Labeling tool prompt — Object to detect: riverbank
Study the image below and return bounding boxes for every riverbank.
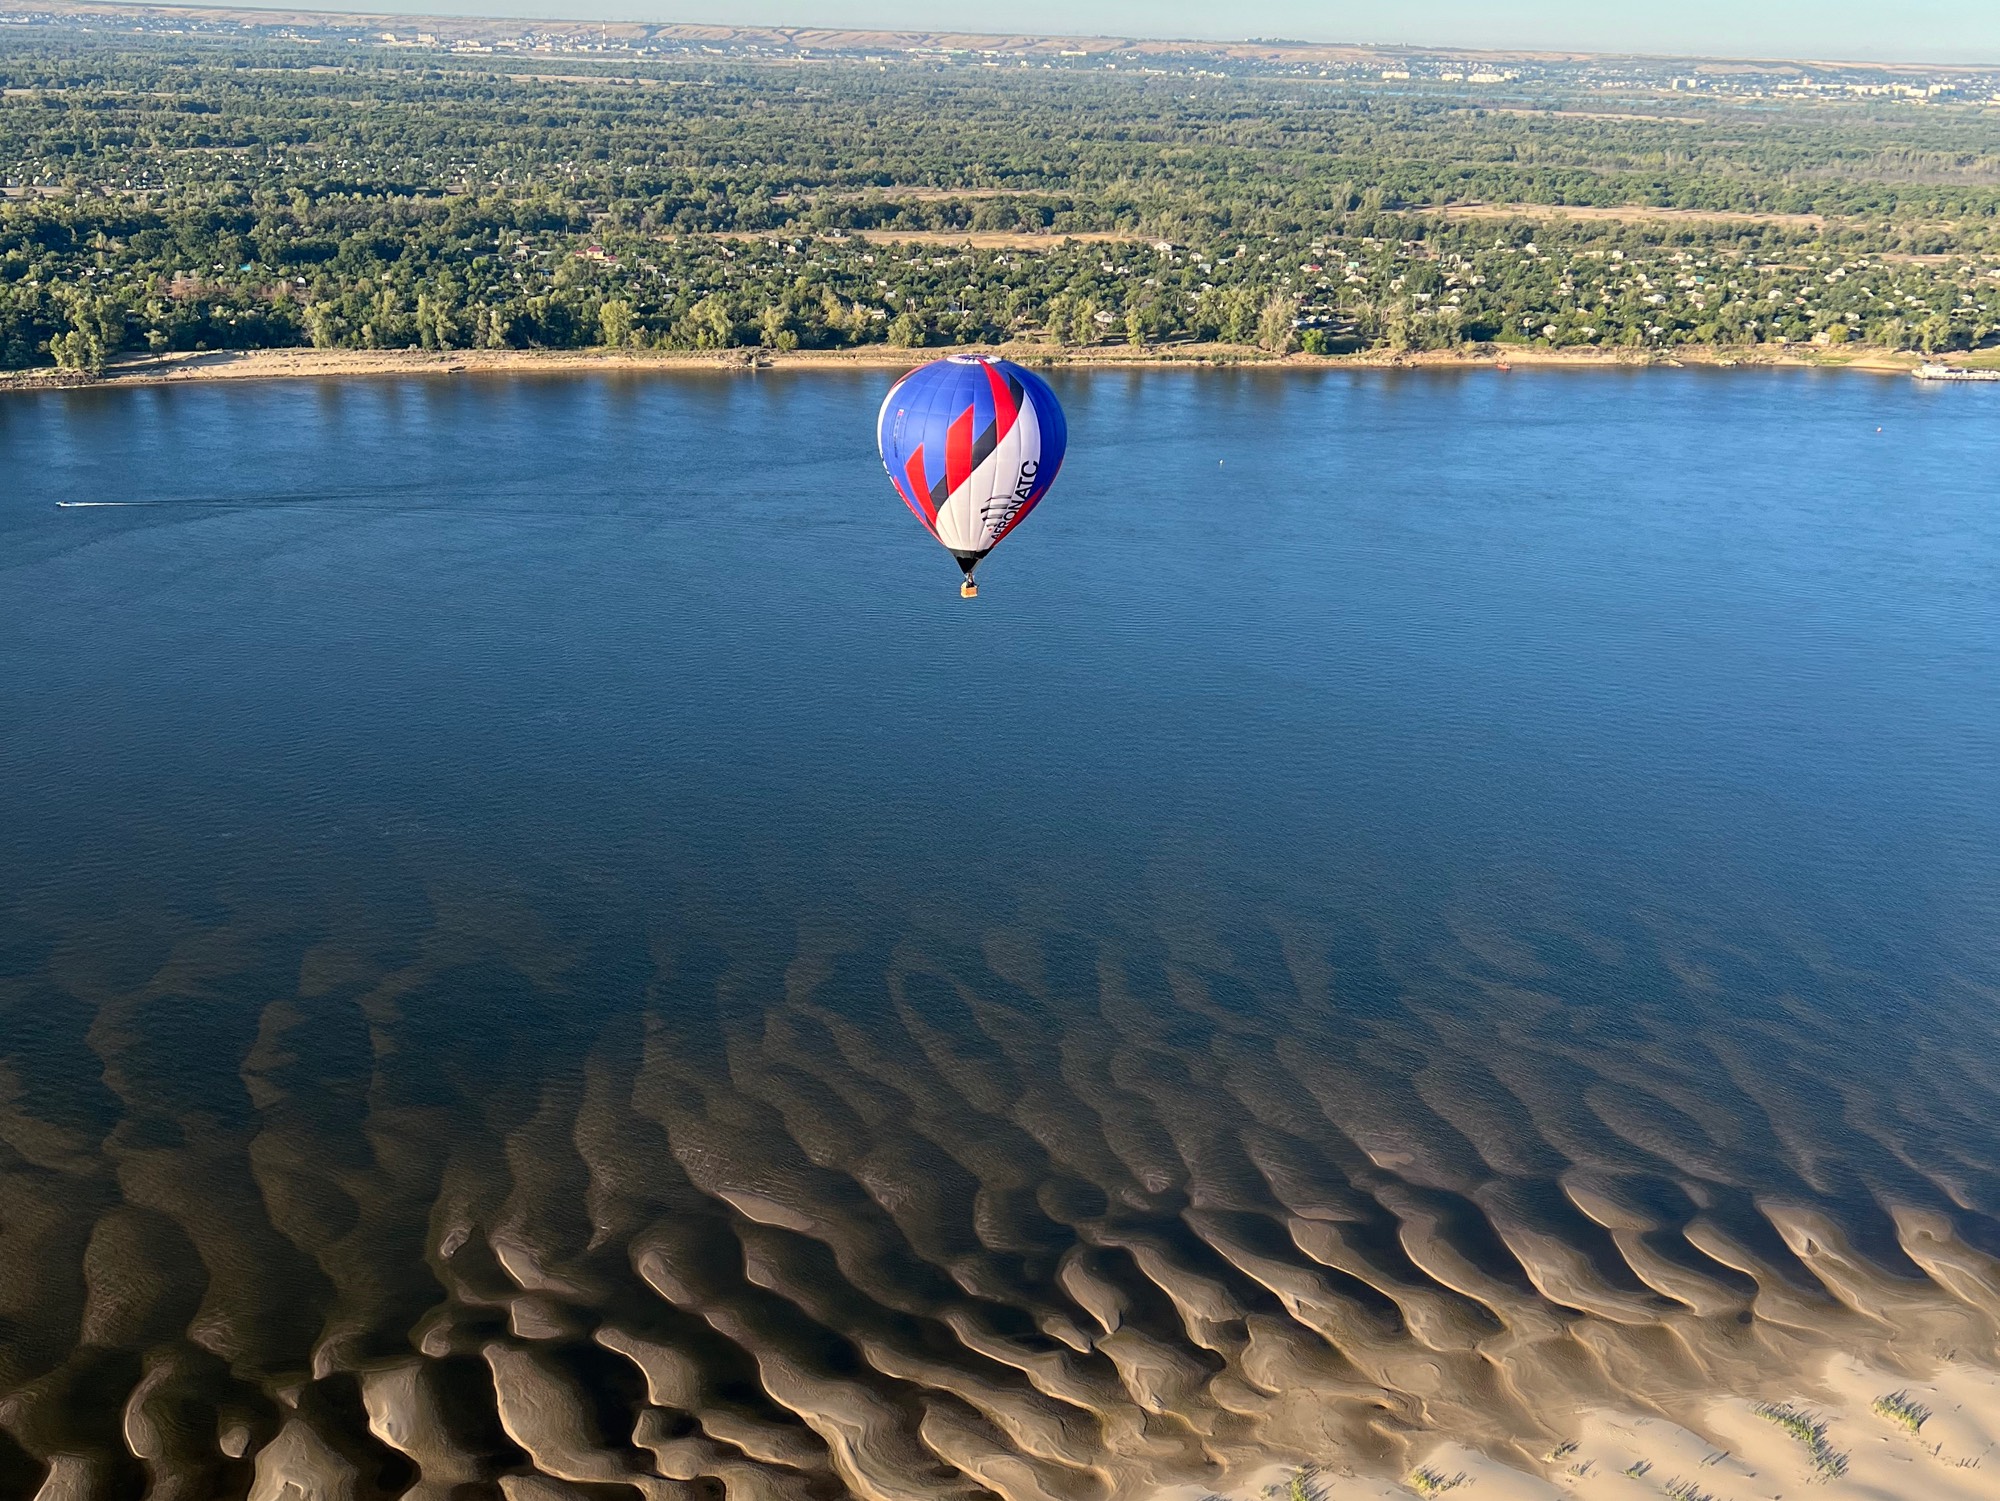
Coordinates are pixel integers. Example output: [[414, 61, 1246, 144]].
[[0, 340, 1929, 390]]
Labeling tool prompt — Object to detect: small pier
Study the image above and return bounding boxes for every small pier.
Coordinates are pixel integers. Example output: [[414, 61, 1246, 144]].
[[1914, 363, 2000, 382]]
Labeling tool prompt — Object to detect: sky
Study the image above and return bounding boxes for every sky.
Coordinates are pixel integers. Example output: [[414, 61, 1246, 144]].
[[286, 0, 2000, 64]]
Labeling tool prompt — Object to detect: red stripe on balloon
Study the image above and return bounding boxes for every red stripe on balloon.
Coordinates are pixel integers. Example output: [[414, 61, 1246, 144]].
[[945, 407, 975, 496], [903, 449, 938, 526], [892, 476, 936, 534], [983, 362, 1020, 442]]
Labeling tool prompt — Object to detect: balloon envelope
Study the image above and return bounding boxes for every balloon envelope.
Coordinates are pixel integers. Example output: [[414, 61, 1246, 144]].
[[877, 355, 1067, 571]]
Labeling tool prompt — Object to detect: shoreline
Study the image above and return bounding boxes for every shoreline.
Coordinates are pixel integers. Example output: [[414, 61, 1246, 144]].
[[0, 341, 1926, 391]]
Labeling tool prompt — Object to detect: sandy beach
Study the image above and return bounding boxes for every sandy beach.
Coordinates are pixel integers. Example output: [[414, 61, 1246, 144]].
[[0, 340, 1926, 392]]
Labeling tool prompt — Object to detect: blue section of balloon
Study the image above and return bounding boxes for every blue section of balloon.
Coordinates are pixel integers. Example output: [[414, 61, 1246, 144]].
[[877, 356, 1067, 549]]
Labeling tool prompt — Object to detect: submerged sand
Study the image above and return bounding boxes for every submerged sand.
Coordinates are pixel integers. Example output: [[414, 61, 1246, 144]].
[[2, 879, 1999, 1501]]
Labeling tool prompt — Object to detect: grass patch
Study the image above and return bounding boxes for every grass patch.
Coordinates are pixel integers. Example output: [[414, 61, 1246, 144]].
[[1268, 1465, 1327, 1501], [1405, 1467, 1466, 1497], [1664, 1481, 1719, 1501], [1873, 1390, 1932, 1435], [1755, 1402, 1849, 1479]]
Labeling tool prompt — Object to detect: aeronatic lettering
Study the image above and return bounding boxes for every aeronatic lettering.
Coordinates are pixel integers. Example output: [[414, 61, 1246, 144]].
[[980, 459, 1042, 538]]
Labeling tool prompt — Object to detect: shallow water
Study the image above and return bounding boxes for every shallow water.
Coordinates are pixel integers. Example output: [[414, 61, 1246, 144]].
[[1, 368, 1997, 1500]]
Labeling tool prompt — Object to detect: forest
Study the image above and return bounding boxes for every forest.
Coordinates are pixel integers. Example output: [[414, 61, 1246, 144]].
[[4, 24, 1999, 369]]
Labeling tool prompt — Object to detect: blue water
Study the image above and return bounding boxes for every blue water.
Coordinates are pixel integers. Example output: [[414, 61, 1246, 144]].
[[0, 367, 1996, 1494], [6, 370, 1992, 993]]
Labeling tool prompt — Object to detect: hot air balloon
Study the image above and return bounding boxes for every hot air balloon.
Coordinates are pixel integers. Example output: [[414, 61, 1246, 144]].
[[877, 355, 1067, 597]]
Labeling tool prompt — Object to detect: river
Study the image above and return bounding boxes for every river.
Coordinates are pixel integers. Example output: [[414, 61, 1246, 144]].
[[2, 367, 1997, 1499]]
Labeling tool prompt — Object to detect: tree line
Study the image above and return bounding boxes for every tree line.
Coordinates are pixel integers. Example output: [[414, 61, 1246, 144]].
[[3, 29, 1997, 370]]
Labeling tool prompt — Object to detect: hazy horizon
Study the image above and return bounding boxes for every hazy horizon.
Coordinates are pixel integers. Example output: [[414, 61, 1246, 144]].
[[107, 0, 2000, 66]]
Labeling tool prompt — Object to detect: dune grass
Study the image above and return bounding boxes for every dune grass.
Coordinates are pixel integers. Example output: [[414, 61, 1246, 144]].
[[1405, 1466, 1467, 1496], [1872, 1390, 1933, 1434], [1755, 1402, 1850, 1479]]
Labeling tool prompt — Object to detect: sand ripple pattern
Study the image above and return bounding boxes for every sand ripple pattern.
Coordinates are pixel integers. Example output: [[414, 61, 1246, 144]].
[[2, 896, 1999, 1500]]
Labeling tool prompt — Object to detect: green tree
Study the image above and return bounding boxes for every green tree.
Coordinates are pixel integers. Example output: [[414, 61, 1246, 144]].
[[304, 302, 341, 350], [1383, 300, 1412, 354], [49, 326, 105, 373], [1218, 287, 1260, 345], [599, 298, 636, 348], [1042, 295, 1073, 347], [417, 293, 460, 350], [49, 293, 121, 371], [757, 302, 800, 351], [675, 294, 737, 350], [1257, 292, 1300, 353]]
